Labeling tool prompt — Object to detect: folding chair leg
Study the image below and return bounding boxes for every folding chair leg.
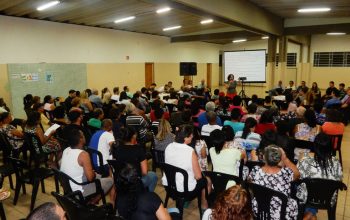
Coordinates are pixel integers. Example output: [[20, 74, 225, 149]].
[[164, 193, 169, 207], [0, 202, 6, 220], [338, 150, 343, 168], [176, 199, 185, 218], [22, 183, 26, 194], [40, 179, 45, 193], [8, 175, 14, 190], [328, 207, 336, 220], [30, 181, 40, 211], [54, 175, 59, 193], [197, 195, 202, 218], [13, 181, 21, 205]]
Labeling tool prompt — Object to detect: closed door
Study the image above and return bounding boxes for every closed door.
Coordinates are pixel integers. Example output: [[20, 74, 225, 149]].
[[207, 63, 212, 88], [145, 63, 154, 87]]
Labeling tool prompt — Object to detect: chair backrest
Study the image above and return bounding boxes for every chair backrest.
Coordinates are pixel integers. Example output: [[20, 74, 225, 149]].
[[160, 163, 189, 194], [44, 110, 54, 122], [53, 169, 74, 195], [107, 160, 128, 183], [23, 132, 44, 155], [86, 147, 104, 173], [293, 139, 315, 152], [328, 135, 343, 151], [151, 148, 165, 165], [244, 161, 265, 174], [0, 132, 14, 160], [248, 182, 288, 220], [8, 157, 27, 179], [52, 191, 113, 220], [150, 125, 158, 136], [203, 171, 241, 199], [302, 178, 347, 209]]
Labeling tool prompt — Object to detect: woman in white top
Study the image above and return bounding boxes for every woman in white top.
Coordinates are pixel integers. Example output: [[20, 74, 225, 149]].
[[43, 95, 56, 112], [162, 125, 211, 211]]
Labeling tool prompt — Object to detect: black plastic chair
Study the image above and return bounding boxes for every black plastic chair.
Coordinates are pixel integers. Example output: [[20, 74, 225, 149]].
[[329, 135, 343, 167], [247, 182, 288, 220], [52, 191, 118, 220], [239, 160, 265, 179], [160, 163, 204, 218], [23, 132, 51, 168], [53, 168, 106, 205], [0, 174, 7, 220], [86, 147, 107, 176], [297, 178, 347, 220], [202, 171, 241, 206], [0, 133, 16, 189], [9, 157, 59, 210], [44, 110, 54, 122], [293, 139, 315, 151], [151, 148, 165, 172]]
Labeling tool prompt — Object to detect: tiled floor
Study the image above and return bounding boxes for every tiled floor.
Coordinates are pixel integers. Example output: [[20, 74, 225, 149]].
[[2, 126, 350, 219]]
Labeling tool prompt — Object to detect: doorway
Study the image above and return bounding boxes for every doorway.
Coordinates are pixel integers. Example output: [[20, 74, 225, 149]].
[[207, 63, 212, 88], [145, 62, 154, 87]]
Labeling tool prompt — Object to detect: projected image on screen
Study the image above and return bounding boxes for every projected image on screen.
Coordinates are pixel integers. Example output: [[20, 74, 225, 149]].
[[223, 50, 266, 83]]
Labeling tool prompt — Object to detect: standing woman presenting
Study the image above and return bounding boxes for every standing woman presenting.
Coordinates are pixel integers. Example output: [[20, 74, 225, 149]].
[[225, 74, 237, 100]]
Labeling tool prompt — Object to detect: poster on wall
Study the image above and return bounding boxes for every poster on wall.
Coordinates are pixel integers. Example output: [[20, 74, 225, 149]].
[[20, 73, 39, 82], [45, 72, 54, 83]]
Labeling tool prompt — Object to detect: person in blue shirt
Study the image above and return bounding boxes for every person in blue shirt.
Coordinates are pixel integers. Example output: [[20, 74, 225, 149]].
[[198, 101, 222, 129], [324, 89, 341, 109], [224, 108, 244, 133]]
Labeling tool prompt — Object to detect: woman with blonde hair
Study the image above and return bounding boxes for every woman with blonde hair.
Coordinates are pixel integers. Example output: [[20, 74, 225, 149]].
[[154, 119, 175, 151], [202, 185, 253, 220], [80, 90, 93, 114]]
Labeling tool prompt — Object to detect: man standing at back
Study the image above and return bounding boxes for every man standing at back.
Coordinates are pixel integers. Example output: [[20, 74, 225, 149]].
[[89, 119, 115, 176], [60, 128, 116, 207]]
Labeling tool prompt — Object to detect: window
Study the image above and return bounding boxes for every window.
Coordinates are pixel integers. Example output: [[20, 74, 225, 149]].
[[314, 52, 350, 67], [273, 53, 296, 67]]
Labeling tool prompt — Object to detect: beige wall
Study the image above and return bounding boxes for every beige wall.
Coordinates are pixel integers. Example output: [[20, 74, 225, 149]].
[[0, 64, 10, 109], [0, 16, 221, 112], [87, 63, 219, 94]]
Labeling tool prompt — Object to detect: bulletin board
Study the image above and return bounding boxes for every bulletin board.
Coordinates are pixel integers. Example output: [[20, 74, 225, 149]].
[[8, 63, 87, 118]]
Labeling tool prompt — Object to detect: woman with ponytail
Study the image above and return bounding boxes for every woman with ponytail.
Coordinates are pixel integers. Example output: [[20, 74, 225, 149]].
[[233, 118, 261, 156]]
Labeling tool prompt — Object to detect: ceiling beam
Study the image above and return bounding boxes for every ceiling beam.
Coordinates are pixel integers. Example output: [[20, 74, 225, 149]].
[[284, 23, 350, 35], [171, 31, 260, 43], [141, 0, 283, 36]]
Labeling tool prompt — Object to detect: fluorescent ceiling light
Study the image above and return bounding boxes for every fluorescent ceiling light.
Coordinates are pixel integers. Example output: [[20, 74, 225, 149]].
[[327, 32, 346, 35], [163, 25, 181, 31], [232, 39, 247, 43], [297, 7, 331, 13], [262, 36, 269, 39], [157, 7, 171, 14], [200, 19, 213, 24], [114, 16, 135, 24], [37, 1, 60, 11]]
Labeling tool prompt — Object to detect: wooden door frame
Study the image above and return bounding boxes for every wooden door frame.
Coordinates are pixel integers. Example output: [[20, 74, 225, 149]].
[[145, 62, 154, 88], [207, 63, 212, 88]]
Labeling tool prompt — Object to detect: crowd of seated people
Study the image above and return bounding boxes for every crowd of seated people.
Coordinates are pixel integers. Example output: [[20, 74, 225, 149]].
[[0, 78, 348, 220]]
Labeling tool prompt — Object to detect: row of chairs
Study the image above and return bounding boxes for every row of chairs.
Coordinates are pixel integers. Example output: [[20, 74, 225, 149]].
[[160, 162, 347, 220]]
